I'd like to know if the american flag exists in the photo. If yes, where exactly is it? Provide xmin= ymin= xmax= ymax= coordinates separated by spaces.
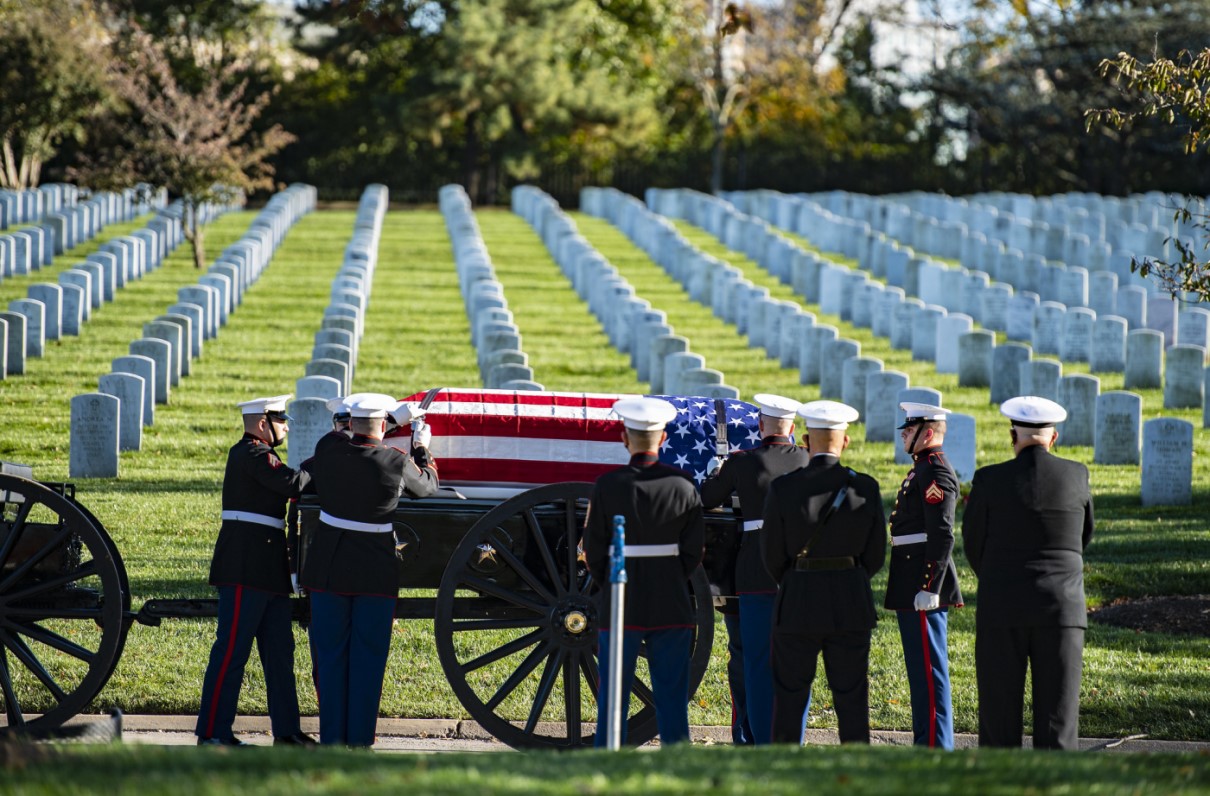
xmin=386 ymin=389 xmax=762 ymax=488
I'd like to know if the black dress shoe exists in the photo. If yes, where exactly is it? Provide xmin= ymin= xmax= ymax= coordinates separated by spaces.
xmin=197 ymin=736 xmax=248 ymax=747
xmin=273 ymin=731 xmax=318 ymax=747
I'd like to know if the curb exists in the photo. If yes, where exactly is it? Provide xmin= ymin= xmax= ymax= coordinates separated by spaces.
xmin=59 ymin=715 xmax=1210 ymax=754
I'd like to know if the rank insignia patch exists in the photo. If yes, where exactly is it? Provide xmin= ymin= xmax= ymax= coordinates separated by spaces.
xmin=924 ymin=481 xmax=945 ymax=504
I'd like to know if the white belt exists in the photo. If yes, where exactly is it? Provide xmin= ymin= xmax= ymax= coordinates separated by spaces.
xmin=221 ymin=510 xmax=284 ymax=530
xmin=320 ymin=510 xmax=393 ymax=533
xmin=891 ymin=532 xmax=928 ymax=546
xmin=742 ymin=520 xmax=763 ymax=532
xmin=607 ymin=543 xmax=680 ymax=558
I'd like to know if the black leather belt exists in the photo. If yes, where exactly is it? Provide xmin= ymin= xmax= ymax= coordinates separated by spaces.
xmin=794 ymin=556 xmax=856 ymax=571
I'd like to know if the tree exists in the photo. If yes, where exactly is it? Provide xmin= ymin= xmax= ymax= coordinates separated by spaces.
xmin=1087 ymin=48 xmax=1210 ymax=301
xmin=73 ymin=27 xmax=295 ymax=269
xmin=0 ymin=1 xmax=112 ymax=189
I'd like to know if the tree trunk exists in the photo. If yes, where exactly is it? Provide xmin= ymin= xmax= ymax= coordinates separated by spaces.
xmin=186 ymin=201 xmax=206 ymax=269
xmin=462 ymin=112 xmax=482 ymax=203
xmin=711 ymin=121 xmax=725 ymax=195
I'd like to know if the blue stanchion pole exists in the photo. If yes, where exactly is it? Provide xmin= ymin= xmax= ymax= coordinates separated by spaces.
xmin=607 ymin=514 xmax=627 ymax=750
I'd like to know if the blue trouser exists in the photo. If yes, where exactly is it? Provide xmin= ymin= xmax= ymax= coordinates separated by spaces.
xmin=896 ymin=608 xmax=953 ymax=750
xmin=722 ymin=612 xmax=752 ymax=745
xmin=196 ymin=585 xmax=300 ymax=740
xmin=594 ymin=628 xmax=692 ymax=747
xmin=310 ymin=591 xmax=396 ymax=747
xmin=738 ymin=592 xmax=776 ymax=745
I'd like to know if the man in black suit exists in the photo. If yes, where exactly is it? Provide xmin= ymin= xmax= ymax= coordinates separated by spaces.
xmin=762 ymin=400 xmax=886 ymax=744
xmin=701 ymin=393 xmax=811 ymax=745
xmin=963 ymin=395 xmax=1094 ymax=750
xmin=196 ymin=394 xmax=315 ymax=747
xmin=584 ymin=397 xmax=705 ymax=747
xmin=301 ymin=392 xmax=438 ymax=747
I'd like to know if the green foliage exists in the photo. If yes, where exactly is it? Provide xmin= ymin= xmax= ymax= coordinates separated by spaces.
xmin=0 ymin=0 xmax=111 ymax=189
xmin=1087 ymin=48 xmax=1210 ymax=301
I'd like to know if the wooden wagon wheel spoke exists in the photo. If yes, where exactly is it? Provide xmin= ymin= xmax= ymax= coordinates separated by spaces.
xmin=485 ymin=534 xmax=556 ymax=604
xmin=521 ymin=509 xmax=565 ymax=597
xmin=580 ymin=651 xmax=601 ymax=695
xmin=1 ymin=607 xmax=106 ymax=621
xmin=0 ymin=628 xmax=67 ymax=702
xmin=524 ymin=647 xmax=566 ymax=735
xmin=563 ymin=499 xmax=581 ymax=595
xmin=0 ymin=526 xmax=73 ymax=595
xmin=10 ymin=621 xmax=96 ymax=663
xmin=564 ymin=650 xmax=582 ymax=741
xmin=459 ymin=574 xmax=549 ymax=616
xmin=484 ymin=639 xmax=552 ymax=711
xmin=450 ymin=616 xmax=544 ymax=632
xmin=0 ymin=644 xmax=25 ymax=728
xmin=2 ymin=561 xmax=99 ymax=604
xmin=0 ymin=500 xmax=33 ymax=571
xmin=462 ymin=627 xmax=547 ymax=673
xmin=631 ymin=678 xmax=657 ymax=710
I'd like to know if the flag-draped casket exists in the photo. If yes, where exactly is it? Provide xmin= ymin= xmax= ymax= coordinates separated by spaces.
xmin=387 ymin=388 xmax=763 ymax=489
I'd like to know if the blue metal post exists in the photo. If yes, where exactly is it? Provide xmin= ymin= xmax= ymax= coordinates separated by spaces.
xmin=607 ymin=514 xmax=627 ymax=750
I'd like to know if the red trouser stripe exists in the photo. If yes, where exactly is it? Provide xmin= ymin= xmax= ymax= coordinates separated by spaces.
xmin=205 ymin=585 xmax=244 ymax=738
xmin=918 ymin=611 xmax=937 ymax=749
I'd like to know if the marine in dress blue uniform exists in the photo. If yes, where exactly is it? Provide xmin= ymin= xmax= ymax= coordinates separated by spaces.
xmin=196 ymin=394 xmax=315 ymax=747
xmin=762 ymin=401 xmax=886 ymax=744
xmin=701 ymin=393 xmax=810 ymax=745
xmin=963 ymin=396 xmax=1094 ymax=750
xmin=884 ymin=402 xmax=963 ymax=750
xmin=584 ymin=397 xmax=705 ymax=747
xmin=300 ymin=393 xmax=438 ymax=747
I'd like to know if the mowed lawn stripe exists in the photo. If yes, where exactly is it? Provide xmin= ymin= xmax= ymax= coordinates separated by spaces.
xmin=353 ymin=209 xmax=479 ymax=393
xmin=476 ymin=208 xmax=643 ymax=394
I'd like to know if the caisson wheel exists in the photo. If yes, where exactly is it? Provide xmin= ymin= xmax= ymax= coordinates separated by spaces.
xmin=434 ymin=482 xmax=712 ymax=750
xmin=0 ymin=475 xmax=130 ymax=730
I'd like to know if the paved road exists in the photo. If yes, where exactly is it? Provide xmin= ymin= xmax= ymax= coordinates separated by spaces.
xmin=47 ymin=715 xmax=1210 ymax=754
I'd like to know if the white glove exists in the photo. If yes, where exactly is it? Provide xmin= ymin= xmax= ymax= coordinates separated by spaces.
xmin=705 ymin=457 xmax=723 ymax=478
xmin=411 ymin=419 xmax=432 ymax=449
xmin=710 ymin=583 xmax=725 ymax=608
xmin=290 ymin=572 xmax=304 ymax=597
xmin=913 ymin=590 xmax=940 ymax=612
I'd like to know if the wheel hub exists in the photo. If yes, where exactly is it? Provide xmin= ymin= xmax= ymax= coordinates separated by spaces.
xmin=563 ymin=610 xmax=587 ymax=634
xmin=552 ymin=596 xmax=596 ymax=647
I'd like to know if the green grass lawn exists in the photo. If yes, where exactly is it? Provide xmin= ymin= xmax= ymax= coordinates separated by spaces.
xmin=0 ymin=202 xmax=1206 ymax=744
xmin=3 ymin=743 xmax=1208 ymax=796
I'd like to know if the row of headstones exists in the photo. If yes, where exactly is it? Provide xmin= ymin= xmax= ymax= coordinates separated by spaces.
xmin=646 ymin=188 xmax=1210 ymax=413
xmin=439 ymin=184 xmax=542 ymax=392
xmin=752 ymin=188 xmax=1183 ymax=293
xmin=0 ymin=183 xmax=162 ymax=230
xmin=0 ymin=196 xmax=229 ymax=378
xmin=0 ymin=184 xmax=80 ymax=228
xmin=68 ymin=185 xmax=318 ymax=478
xmin=0 ymin=185 xmax=175 ymax=278
xmin=286 ymin=185 xmax=389 ymax=468
xmin=518 ymin=185 xmax=740 ymax=398
xmin=735 ymin=189 xmax=1207 ymax=355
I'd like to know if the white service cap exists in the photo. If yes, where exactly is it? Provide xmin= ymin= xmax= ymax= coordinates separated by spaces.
xmin=797 ymin=400 xmax=860 ymax=430
xmin=237 ymin=394 xmax=292 ymax=416
xmin=754 ymin=393 xmax=801 ymax=419
xmin=388 ymin=401 xmax=425 ymax=424
xmin=612 ymin=397 xmax=678 ymax=431
xmin=344 ymin=393 xmax=398 ymax=419
xmin=1000 ymin=395 xmax=1067 ymax=427
xmin=898 ymin=402 xmax=951 ymax=428
xmin=326 ymin=392 xmax=375 ymax=416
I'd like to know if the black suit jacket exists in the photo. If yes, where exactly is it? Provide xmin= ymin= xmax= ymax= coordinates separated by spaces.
xmin=210 ymin=434 xmax=309 ymax=594
xmin=962 ymin=445 xmax=1094 ymax=629
xmin=300 ymin=432 xmax=438 ymax=596
xmin=762 ymin=455 xmax=886 ymax=634
xmin=700 ymin=435 xmax=811 ymax=593
xmin=584 ymin=453 xmax=705 ymax=630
